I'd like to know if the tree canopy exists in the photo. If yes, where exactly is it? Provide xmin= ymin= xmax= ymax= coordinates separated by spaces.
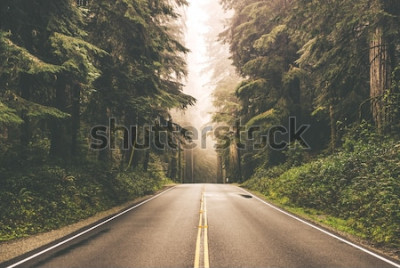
xmin=213 ymin=0 xmax=400 ymax=181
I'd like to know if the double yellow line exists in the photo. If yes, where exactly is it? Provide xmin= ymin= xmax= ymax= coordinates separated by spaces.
xmin=194 ymin=187 xmax=209 ymax=268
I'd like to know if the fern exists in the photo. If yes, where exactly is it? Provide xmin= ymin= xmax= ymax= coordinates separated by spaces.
xmin=0 ymin=101 xmax=23 ymax=125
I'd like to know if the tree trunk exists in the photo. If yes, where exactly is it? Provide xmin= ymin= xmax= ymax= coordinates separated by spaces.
xmin=20 ymin=74 xmax=31 ymax=150
xmin=178 ymin=143 xmax=182 ymax=183
xmin=50 ymin=76 xmax=71 ymax=161
xmin=184 ymin=149 xmax=194 ymax=183
xmin=229 ymin=141 xmax=241 ymax=182
xmin=143 ymin=150 xmax=150 ymax=172
xmin=71 ymin=83 xmax=81 ymax=158
xmin=370 ymin=26 xmax=391 ymax=132
xmin=216 ymin=154 xmax=223 ymax=183
xmin=329 ymin=104 xmax=336 ymax=152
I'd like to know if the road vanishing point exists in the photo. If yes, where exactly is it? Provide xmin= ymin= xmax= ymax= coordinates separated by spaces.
xmin=4 ymin=184 xmax=400 ymax=268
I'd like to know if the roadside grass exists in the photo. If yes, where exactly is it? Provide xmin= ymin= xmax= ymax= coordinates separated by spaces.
xmin=242 ymin=132 xmax=400 ymax=254
xmin=244 ymin=188 xmax=366 ymax=238
xmin=242 ymin=187 xmax=400 ymax=262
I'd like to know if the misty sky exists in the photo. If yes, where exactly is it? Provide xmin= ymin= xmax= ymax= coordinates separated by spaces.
xmin=181 ymin=0 xmax=215 ymax=130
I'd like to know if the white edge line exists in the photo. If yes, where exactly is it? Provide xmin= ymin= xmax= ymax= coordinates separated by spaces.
xmin=238 ymin=186 xmax=400 ymax=268
xmin=6 ymin=186 xmax=177 ymax=268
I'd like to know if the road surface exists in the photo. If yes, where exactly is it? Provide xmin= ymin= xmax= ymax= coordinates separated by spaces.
xmin=4 ymin=184 xmax=399 ymax=268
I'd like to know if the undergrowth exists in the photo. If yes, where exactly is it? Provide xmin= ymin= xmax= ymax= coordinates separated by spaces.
xmin=0 ymin=157 xmax=170 ymax=242
xmin=243 ymin=125 xmax=400 ymax=248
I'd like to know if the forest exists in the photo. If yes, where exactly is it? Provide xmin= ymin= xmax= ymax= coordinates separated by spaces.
xmin=212 ymin=0 xmax=400 ymax=249
xmin=0 ymin=0 xmax=399 ymax=254
xmin=0 ymin=0 xmax=194 ymax=241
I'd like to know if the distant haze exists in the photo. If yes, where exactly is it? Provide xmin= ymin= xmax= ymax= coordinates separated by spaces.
xmin=171 ymin=0 xmax=230 ymax=182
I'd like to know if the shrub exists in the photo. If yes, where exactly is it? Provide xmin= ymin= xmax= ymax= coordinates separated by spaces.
xmin=245 ymin=135 xmax=400 ymax=247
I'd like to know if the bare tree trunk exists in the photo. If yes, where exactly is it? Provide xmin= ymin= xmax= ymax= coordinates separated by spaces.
xmin=178 ymin=142 xmax=182 ymax=183
xmin=20 ymin=74 xmax=31 ymax=150
xmin=71 ymin=83 xmax=81 ymax=158
xmin=329 ymin=104 xmax=336 ymax=152
xmin=217 ymin=154 xmax=223 ymax=183
xmin=370 ymin=26 xmax=391 ymax=132
xmin=143 ymin=150 xmax=150 ymax=172
xmin=229 ymin=141 xmax=241 ymax=182
xmin=184 ymin=149 xmax=194 ymax=183
xmin=168 ymin=152 xmax=177 ymax=179
xmin=50 ymin=75 xmax=71 ymax=161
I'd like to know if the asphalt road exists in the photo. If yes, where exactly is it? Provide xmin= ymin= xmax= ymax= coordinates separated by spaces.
xmin=4 ymin=184 xmax=399 ymax=268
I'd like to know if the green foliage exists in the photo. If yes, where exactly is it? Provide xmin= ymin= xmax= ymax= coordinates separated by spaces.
xmin=254 ymin=24 xmax=287 ymax=51
xmin=49 ymin=32 xmax=107 ymax=82
xmin=244 ymin=133 xmax=400 ymax=247
xmin=0 ymin=156 xmax=170 ymax=242
xmin=245 ymin=109 xmax=277 ymax=128
xmin=212 ymin=0 xmax=400 ymax=251
xmin=0 ymin=34 xmax=63 ymax=77
xmin=0 ymin=0 xmax=194 ymax=243
xmin=4 ymin=92 xmax=70 ymax=120
xmin=216 ymin=0 xmax=400 ymax=185
xmin=236 ymin=79 xmax=267 ymax=96
xmin=0 ymin=101 xmax=23 ymax=125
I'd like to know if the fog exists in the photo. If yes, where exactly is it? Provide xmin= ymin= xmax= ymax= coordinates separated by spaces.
xmin=175 ymin=0 xmax=214 ymax=130
xmin=171 ymin=0 xmax=231 ymax=183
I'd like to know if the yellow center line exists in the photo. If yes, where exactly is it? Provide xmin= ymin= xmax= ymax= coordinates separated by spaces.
xmin=203 ymin=196 xmax=210 ymax=268
xmin=194 ymin=187 xmax=210 ymax=268
xmin=194 ymin=195 xmax=203 ymax=268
